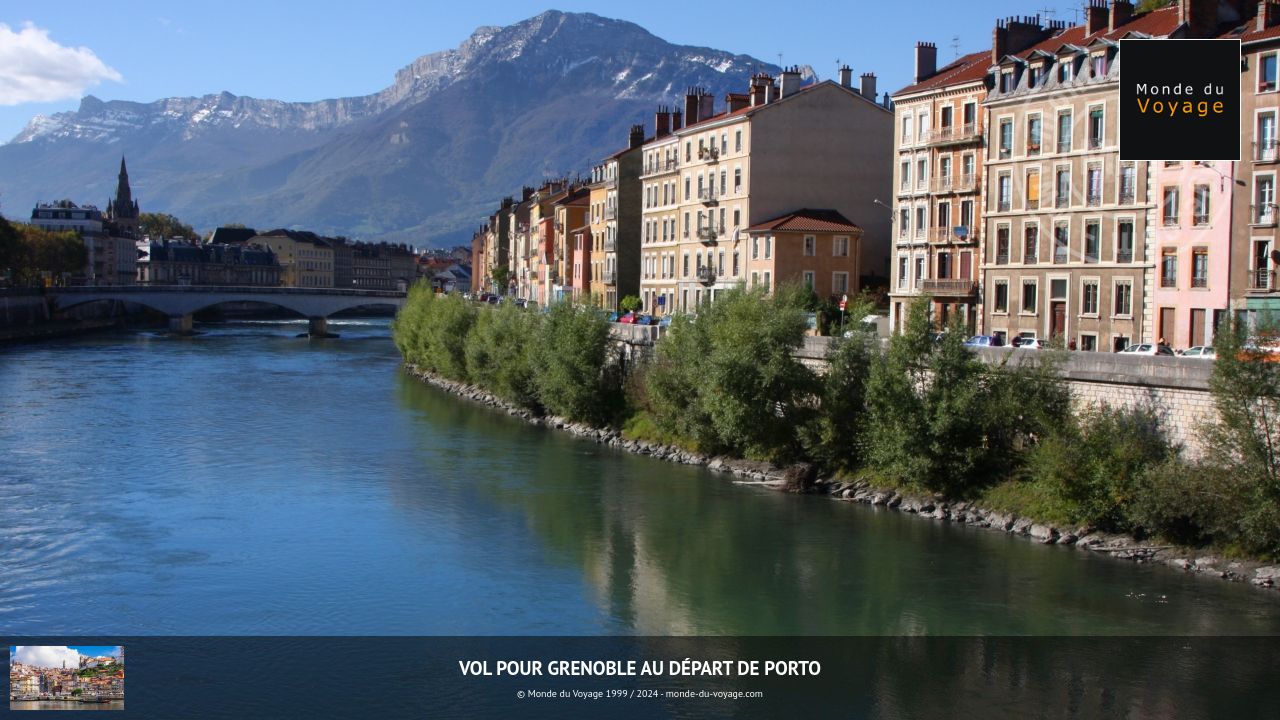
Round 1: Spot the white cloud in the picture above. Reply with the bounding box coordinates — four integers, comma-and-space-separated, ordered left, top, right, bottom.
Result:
0, 22, 122, 106
12, 646, 83, 669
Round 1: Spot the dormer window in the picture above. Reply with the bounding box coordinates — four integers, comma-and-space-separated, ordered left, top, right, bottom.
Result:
1028, 64, 1042, 87
1091, 53, 1108, 78
1058, 61, 1071, 83
1000, 70, 1015, 93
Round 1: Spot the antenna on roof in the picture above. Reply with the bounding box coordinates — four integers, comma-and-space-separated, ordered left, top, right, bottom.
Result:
950, 36, 961, 58
777, 52, 783, 68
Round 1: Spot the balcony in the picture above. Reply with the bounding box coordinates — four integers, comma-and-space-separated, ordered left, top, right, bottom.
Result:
927, 227, 976, 244
995, 252, 1010, 265
697, 146, 720, 163
1057, 140, 1072, 153
1086, 194, 1102, 207
1024, 247, 1038, 264
1251, 268, 1273, 292
1117, 248, 1134, 263
1255, 140, 1278, 163
1088, 136, 1103, 150
1253, 204, 1278, 226
603, 270, 616, 286
1194, 213, 1210, 226
1191, 275, 1208, 289
697, 187, 719, 205
924, 123, 981, 147
696, 265, 716, 284
1055, 195, 1070, 209
604, 206, 617, 221
697, 225, 722, 243
1026, 197, 1040, 210
1119, 190, 1136, 205
921, 279, 976, 296
643, 159, 680, 175
1053, 247, 1069, 264
603, 237, 616, 253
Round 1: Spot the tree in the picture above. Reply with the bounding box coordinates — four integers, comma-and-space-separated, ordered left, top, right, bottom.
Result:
531, 300, 616, 424
803, 294, 875, 471
491, 265, 511, 294
619, 295, 642, 313
139, 212, 198, 241
1137, 0, 1175, 11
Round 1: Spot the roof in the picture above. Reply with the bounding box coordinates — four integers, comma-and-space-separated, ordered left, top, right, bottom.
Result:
745, 209, 862, 234
893, 50, 990, 97
1222, 14, 1280, 45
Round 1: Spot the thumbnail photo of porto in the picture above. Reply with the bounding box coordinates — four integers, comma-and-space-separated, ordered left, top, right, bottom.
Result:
1, 0, 1278, 717
9, 647, 123, 711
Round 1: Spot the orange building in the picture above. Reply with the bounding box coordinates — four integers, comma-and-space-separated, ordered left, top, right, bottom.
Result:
743, 209, 863, 300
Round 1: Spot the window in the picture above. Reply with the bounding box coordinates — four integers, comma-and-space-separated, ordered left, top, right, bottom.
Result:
916, 206, 927, 237
1163, 186, 1180, 226
1000, 70, 1015, 93
995, 226, 1010, 264
763, 271, 771, 291
1080, 334, 1097, 352
902, 116, 913, 143
1086, 164, 1103, 206
1054, 223, 1069, 264
683, 253, 689, 277
1026, 168, 1040, 209
1028, 65, 1042, 87
1117, 220, 1135, 262
1084, 221, 1100, 263
1192, 248, 1209, 288
733, 209, 741, 227
683, 212, 690, 237
764, 237, 772, 259
834, 236, 850, 257
1055, 167, 1071, 208
998, 173, 1012, 211
1114, 281, 1133, 317
900, 161, 910, 190
1088, 107, 1104, 149
1082, 280, 1099, 315
1256, 176, 1276, 223
1027, 115, 1042, 154
833, 272, 849, 294
917, 158, 927, 189
1161, 248, 1178, 287
684, 177, 691, 201
734, 168, 742, 192
1119, 163, 1137, 204
994, 280, 1009, 313
960, 200, 974, 229
1059, 60, 1072, 84
751, 237, 759, 259
937, 201, 951, 231
898, 257, 907, 288
803, 235, 816, 256
898, 208, 909, 237
1021, 280, 1038, 315
803, 271, 815, 288
1194, 184, 1211, 225
732, 251, 740, 276
999, 119, 1013, 158
915, 257, 925, 281
1057, 111, 1072, 153
1261, 52, 1277, 93
1091, 53, 1108, 78
735, 130, 742, 153
939, 156, 952, 184
1024, 225, 1039, 264
937, 252, 951, 279
963, 102, 976, 128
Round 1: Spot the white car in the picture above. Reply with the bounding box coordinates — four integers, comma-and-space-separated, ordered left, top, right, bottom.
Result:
1013, 337, 1045, 350
1180, 346, 1216, 359
1119, 343, 1176, 356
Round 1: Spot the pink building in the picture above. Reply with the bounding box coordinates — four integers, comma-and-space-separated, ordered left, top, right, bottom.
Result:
1151, 161, 1234, 350
570, 224, 592, 301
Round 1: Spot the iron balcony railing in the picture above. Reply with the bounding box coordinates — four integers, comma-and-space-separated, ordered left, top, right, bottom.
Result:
924, 123, 981, 146
920, 279, 977, 295
1253, 204, 1278, 225
1117, 248, 1134, 263
1024, 247, 1039, 264
696, 265, 716, 284
602, 270, 616, 285
1255, 140, 1278, 163
1252, 268, 1273, 291
697, 187, 719, 204
1119, 190, 1136, 205
1191, 275, 1208, 289
995, 252, 1010, 265
1057, 140, 1072, 153
697, 225, 722, 242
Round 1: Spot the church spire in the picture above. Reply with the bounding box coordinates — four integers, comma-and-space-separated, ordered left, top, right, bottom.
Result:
107, 155, 140, 237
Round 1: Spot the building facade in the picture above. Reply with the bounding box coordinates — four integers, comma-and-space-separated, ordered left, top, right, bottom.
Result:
251, 230, 334, 288
138, 241, 280, 286
743, 209, 863, 300
890, 49, 988, 333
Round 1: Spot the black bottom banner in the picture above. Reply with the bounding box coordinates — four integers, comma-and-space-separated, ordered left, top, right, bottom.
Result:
5, 636, 1278, 719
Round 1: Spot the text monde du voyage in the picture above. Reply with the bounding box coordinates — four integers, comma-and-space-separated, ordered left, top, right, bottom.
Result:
1133, 82, 1229, 118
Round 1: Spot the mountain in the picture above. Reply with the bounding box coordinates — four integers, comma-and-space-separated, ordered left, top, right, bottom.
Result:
0, 11, 809, 246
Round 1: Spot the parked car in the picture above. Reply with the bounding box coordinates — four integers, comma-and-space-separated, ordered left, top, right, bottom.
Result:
487, 295, 500, 304
618, 312, 636, 324
963, 335, 1004, 347
514, 298, 528, 308
1119, 343, 1175, 356
1180, 346, 1216, 359
658, 315, 672, 328
1014, 337, 1046, 350
635, 314, 655, 326
607, 312, 620, 323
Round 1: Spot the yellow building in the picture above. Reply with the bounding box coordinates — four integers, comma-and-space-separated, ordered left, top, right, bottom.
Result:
250, 230, 335, 288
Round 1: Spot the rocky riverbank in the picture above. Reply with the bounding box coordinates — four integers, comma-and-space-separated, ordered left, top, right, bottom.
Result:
405, 364, 1280, 594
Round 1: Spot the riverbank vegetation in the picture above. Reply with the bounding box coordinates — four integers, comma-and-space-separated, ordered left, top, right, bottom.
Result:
393, 283, 1280, 559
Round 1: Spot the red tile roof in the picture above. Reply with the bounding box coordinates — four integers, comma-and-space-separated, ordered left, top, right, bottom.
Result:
893, 50, 990, 97
745, 209, 862, 234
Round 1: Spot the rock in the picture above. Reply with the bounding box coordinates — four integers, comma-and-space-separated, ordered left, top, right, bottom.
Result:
1029, 524, 1059, 544
886, 493, 902, 508
1010, 517, 1034, 535
1169, 558, 1191, 571
869, 491, 889, 506
1253, 566, 1280, 588
1057, 532, 1078, 546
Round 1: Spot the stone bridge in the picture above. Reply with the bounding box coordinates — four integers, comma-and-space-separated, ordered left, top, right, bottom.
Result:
49, 285, 407, 335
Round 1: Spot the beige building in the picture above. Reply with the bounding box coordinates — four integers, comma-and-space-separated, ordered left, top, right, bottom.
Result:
252, 230, 334, 288
890, 47, 988, 332
642, 68, 892, 314
1229, 4, 1280, 324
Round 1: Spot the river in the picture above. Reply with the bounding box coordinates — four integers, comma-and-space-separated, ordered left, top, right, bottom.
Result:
2, 317, 1279, 638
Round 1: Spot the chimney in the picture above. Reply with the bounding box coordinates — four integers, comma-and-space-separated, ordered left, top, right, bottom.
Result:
992, 16, 1052, 66
522, 186, 534, 202
698, 89, 714, 120
764, 78, 779, 103
749, 74, 770, 106
654, 106, 671, 138
629, 124, 645, 149
779, 66, 801, 98
1109, 0, 1134, 31
1259, 0, 1280, 30
838, 65, 853, 88
915, 42, 938, 83
860, 72, 877, 100
1178, 0, 1217, 38
671, 110, 683, 130
726, 92, 749, 112
683, 87, 702, 125
1086, 0, 1108, 35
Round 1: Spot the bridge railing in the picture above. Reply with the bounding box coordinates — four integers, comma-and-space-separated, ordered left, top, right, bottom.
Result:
49, 285, 407, 299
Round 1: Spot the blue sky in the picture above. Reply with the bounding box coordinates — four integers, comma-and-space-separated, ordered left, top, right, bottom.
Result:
0, 1, 1091, 143
10, 646, 122, 668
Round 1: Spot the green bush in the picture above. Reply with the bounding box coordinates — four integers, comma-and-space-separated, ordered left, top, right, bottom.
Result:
640, 284, 816, 461
464, 301, 540, 408
802, 295, 875, 471
531, 300, 616, 424
391, 282, 434, 367
420, 292, 477, 380
1028, 404, 1176, 533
